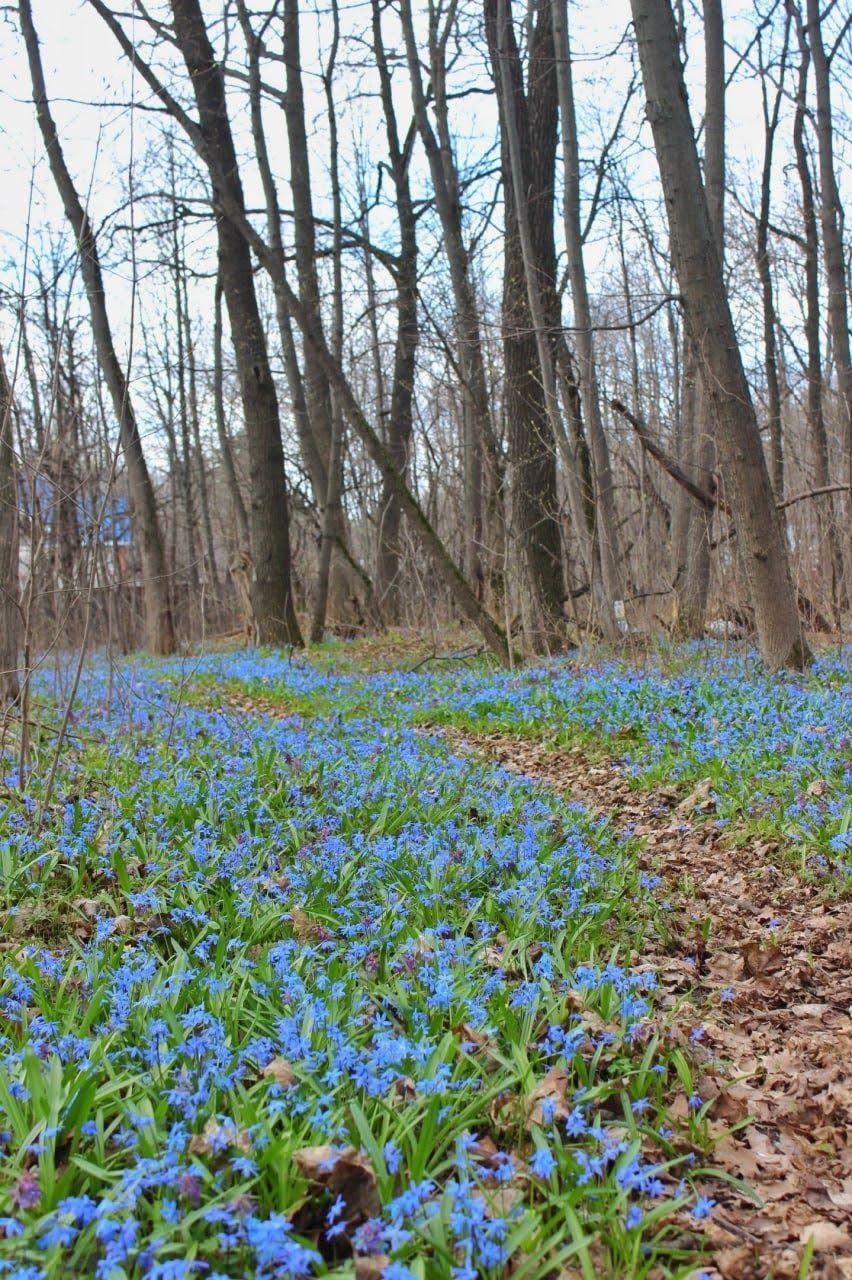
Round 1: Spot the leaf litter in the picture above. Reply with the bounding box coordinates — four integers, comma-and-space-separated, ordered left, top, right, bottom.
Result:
440, 727, 852, 1278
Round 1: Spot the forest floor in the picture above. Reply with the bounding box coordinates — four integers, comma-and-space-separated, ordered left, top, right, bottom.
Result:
436, 728, 852, 1278
0, 633, 849, 1279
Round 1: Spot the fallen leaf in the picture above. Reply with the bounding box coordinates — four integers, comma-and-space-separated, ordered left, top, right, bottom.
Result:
526, 1066, 570, 1128
293, 1145, 380, 1221
354, 1258, 390, 1279
799, 1220, 851, 1250
262, 1056, 296, 1088
741, 940, 784, 977
189, 1117, 251, 1158
290, 906, 324, 941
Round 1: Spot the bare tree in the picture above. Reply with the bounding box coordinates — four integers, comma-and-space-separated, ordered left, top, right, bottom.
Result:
551, 0, 622, 635
803, 0, 851, 477
400, 0, 495, 591
19, 0, 176, 655
167, 0, 302, 646
0, 336, 20, 703
371, 0, 419, 620
485, 0, 567, 650
755, 11, 789, 500
670, 0, 722, 637
788, 0, 846, 611
629, 0, 809, 669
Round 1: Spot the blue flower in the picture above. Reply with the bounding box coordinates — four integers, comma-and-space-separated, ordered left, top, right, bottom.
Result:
529, 1146, 557, 1179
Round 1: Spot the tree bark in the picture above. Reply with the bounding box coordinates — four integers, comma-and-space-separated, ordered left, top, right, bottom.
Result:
0, 338, 20, 704
169, 0, 301, 647
804, 0, 851, 479
213, 270, 251, 557
789, 4, 845, 612
282, 0, 335, 476
400, 0, 496, 590
630, 0, 809, 670
282, 0, 370, 625
20, 0, 175, 655
169, 197, 200, 601
372, 0, 419, 619
755, 17, 789, 500
670, 0, 721, 638
180, 265, 220, 598
485, 0, 566, 651
551, 0, 622, 637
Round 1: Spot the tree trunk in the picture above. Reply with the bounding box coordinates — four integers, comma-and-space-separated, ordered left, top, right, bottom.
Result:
372, 0, 419, 619
400, 0, 497, 591
630, 0, 809, 670
20, 0, 175, 655
212, 270, 251, 555
804, 0, 851, 479
282, 0, 335, 475
0, 338, 20, 704
169, 0, 301, 647
282, 0, 368, 626
755, 17, 789, 500
181, 265, 220, 598
551, 0, 621, 638
310, 412, 344, 644
170, 213, 200, 601
670, 0, 721, 638
485, 0, 566, 652
789, 6, 845, 614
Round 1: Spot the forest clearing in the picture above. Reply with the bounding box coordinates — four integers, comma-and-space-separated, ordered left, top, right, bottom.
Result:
1, 0, 851, 1274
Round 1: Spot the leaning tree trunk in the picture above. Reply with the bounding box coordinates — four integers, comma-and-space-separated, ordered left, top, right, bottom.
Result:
170, 0, 301, 647
630, 0, 809, 670
20, 0, 175, 655
0, 338, 20, 704
90, 0, 510, 665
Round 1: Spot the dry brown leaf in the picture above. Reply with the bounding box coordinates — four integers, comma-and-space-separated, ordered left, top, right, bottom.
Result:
741, 940, 784, 977
290, 906, 324, 941
488, 1089, 519, 1132
261, 1056, 297, 1088
799, 1220, 852, 1250
189, 1117, 251, 1158
354, 1257, 390, 1278
525, 1066, 570, 1128
293, 1145, 381, 1221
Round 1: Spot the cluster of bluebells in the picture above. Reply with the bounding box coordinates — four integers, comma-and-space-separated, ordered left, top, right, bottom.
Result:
0, 650, 744, 1276
409, 644, 852, 877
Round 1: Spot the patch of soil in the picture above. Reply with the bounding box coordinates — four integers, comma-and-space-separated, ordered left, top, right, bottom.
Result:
439, 728, 852, 1280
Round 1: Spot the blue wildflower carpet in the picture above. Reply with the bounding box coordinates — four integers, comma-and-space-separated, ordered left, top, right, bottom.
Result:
0, 643, 849, 1279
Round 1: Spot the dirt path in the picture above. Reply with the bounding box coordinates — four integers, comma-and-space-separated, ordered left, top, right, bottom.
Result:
440, 728, 852, 1280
